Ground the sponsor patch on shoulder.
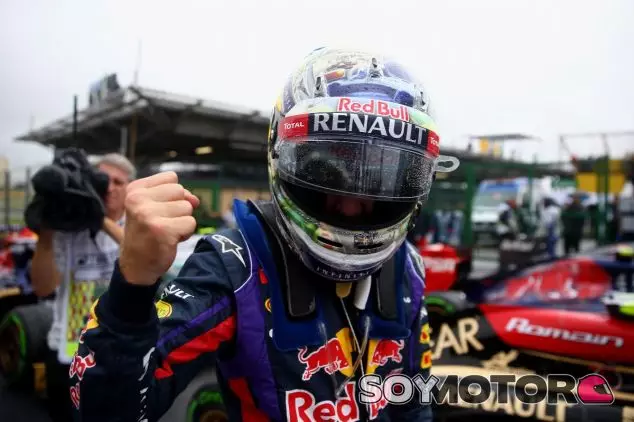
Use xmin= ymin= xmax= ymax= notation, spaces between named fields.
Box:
xmin=155 ymin=300 xmax=173 ymax=319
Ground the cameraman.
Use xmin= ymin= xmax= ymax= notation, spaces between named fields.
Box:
xmin=30 ymin=153 xmax=135 ymax=422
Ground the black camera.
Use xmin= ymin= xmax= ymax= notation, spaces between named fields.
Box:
xmin=25 ymin=148 xmax=109 ymax=237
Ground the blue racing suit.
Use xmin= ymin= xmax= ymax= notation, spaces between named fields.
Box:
xmin=70 ymin=199 xmax=433 ymax=421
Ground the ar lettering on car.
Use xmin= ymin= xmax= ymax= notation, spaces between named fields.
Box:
xmin=431 ymin=317 xmax=484 ymax=360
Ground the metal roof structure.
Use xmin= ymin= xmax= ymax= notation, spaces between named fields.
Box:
xmin=436 ymin=148 xmax=575 ymax=183
xmin=15 ymin=85 xmax=270 ymax=167
xmin=468 ymin=133 xmax=539 ymax=142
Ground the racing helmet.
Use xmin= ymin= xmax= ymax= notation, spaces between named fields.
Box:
xmin=267 ymin=48 xmax=458 ymax=281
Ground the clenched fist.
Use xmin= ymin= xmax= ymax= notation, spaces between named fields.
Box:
xmin=119 ymin=171 xmax=200 ymax=286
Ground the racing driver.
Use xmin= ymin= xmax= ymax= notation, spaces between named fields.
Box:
xmin=72 ymin=48 xmax=457 ymax=421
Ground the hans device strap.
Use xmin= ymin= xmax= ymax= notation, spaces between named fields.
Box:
xmin=251 ymin=200 xmax=398 ymax=321
xmin=374 ymin=257 xmax=398 ymax=320
xmin=251 ymin=200 xmax=317 ymax=319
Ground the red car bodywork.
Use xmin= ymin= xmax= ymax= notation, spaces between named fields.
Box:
xmin=417 ymin=240 xmax=472 ymax=292
xmin=475 ymin=255 xmax=632 ymax=364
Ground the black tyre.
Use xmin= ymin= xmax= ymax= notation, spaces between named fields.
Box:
xmin=0 ymin=302 xmax=53 ymax=391
xmin=159 ymin=369 xmax=228 ymax=422
xmin=186 ymin=385 xmax=228 ymax=422
xmin=425 ymin=291 xmax=476 ymax=328
xmin=0 ymin=287 xmax=37 ymax=321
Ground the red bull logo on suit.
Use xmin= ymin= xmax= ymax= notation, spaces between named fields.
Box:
xmin=366 ymin=338 xmax=405 ymax=375
xmin=297 ymin=328 xmax=355 ymax=381
xmin=370 ymin=339 xmax=404 ymax=366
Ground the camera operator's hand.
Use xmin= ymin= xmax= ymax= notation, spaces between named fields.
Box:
xmin=119 ymin=171 xmax=200 ymax=286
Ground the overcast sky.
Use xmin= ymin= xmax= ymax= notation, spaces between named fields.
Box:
xmin=1 ymin=0 xmax=633 ymax=172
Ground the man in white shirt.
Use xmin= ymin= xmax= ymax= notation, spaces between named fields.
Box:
xmin=541 ymin=196 xmax=562 ymax=259
xmin=30 ymin=152 xmax=135 ymax=422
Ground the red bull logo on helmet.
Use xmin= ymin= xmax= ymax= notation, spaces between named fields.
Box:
xmin=337 ymin=97 xmax=410 ymax=122
xmin=297 ymin=328 xmax=355 ymax=381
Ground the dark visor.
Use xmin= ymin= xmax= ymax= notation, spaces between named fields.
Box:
xmin=275 ymin=139 xmax=436 ymax=201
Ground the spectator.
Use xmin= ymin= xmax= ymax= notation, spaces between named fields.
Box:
xmin=607 ymin=197 xmax=619 ymax=243
xmin=29 ymin=153 xmax=135 ymax=422
xmin=561 ymin=195 xmax=586 ymax=255
xmin=541 ymin=197 xmax=561 ymax=259
xmin=497 ymin=199 xmax=521 ymax=240
xmin=445 ymin=206 xmax=464 ymax=246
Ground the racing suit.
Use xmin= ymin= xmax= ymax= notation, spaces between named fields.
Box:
xmin=71 ymin=200 xmax=433 ymax=421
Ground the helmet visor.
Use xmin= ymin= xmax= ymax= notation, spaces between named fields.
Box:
xmin=275 ymin=138 xmax=436 ymax=201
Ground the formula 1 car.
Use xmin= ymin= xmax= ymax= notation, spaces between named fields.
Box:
xmin=0 ymin=227 xmax=52 ymax=396
xmin=417 ymin=241 xmax=473 ymax=292
xmin=0 ymin=227 xmax=39 ymax=318
xmin=425 ymin=242 xmax=634 ymax=422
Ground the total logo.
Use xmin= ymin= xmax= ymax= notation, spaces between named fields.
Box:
xmin=297 ymin=328 xmax=405 ymax=380
xmin=284 ymin=120 xmax=305 ymax=131
xmin=337 ymin=98 xmax=410 ymax=122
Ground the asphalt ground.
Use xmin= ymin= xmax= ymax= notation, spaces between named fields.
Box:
xmin=0 ymin=375 xmax=50 ymax=422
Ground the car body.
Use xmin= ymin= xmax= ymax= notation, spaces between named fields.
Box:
xmin=0 ymin=228 xmax=38 ymax=319
xmin=426 ymin=242 xmax=634 ymax=421
xmin=417 ymin=242 xmax=473 ymax=292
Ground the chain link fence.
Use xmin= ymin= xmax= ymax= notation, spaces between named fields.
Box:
xmin=0 ymin=164 xmax=48 ymax=230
